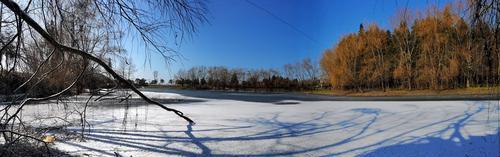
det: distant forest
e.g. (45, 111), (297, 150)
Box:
(321, 4), (499, 91)
(173, 58), (322, 90)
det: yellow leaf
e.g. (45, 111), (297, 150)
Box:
(42, 135), (55, 143)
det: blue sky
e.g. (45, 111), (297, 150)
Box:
(127, 0), (455, 81)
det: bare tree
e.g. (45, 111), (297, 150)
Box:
(118, 57), (136, 80)
(0, 0), (207, 153)
(468, 0), (499, 86)
(153, 70), (159, 83)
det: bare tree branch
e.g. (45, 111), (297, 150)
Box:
(0, 0), (194, 124)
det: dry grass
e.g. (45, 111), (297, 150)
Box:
(305, 86), (500, 97)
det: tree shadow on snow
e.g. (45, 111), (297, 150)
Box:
(333, 101), (499, 157)
(361, 133), (499, 157)
(62, 101), (498, 156)
(62, 109), (381, 156)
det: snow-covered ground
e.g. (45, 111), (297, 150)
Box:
(18, 90), (500, 156)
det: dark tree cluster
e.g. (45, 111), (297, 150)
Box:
(174, 58), (324, 91)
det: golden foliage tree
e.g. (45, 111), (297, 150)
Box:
(321, 3), (499, 91)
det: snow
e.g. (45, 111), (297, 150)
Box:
(17, 90), (500, 156)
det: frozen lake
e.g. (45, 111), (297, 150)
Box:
(19, 90), (500, 156)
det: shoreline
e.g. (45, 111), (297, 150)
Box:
(141, 86), (500, 101)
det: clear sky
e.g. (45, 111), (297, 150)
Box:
(126, 0), (455, 81)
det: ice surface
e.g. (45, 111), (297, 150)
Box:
(17, 90), (500, 156)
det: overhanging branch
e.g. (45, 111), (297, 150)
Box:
(0, 0), (194, 124)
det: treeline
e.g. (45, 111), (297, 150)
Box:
(321, 4), (499, 91)
(174, 58), (324, 90)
